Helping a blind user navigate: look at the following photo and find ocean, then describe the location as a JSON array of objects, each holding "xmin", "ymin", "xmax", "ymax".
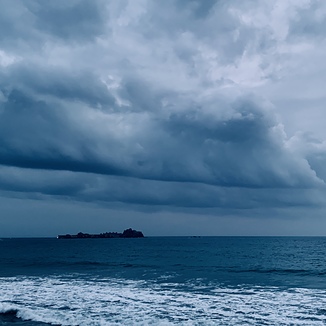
[{"xmin": 0, "ymin": 236, "xmax": 326, "ymax": 325}]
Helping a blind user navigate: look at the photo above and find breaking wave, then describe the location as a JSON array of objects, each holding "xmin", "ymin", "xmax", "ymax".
[{"xmin": 1, "ymin": 276, "xmax": 326, "ymax": 325}]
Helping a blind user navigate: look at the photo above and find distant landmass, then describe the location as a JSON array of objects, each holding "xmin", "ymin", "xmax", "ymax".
[{"xmin": 57, "ymin": 228, "xmax": 144, "ymax": 239}]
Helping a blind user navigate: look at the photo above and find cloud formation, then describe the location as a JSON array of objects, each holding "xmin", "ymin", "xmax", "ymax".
[{"xmin": 0, "ymin": 0, "xmax": 326, "ymax": 213}]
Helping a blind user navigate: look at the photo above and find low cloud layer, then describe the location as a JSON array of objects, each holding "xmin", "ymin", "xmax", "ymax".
[{"xmin": 1, "ymin": 0, "xmax": 326, "ymax": 214}]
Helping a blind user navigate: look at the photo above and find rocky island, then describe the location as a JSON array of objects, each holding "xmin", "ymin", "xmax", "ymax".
[{"xmin": 57, "ymin": 228, "xmax": 144, "ymax": 239}]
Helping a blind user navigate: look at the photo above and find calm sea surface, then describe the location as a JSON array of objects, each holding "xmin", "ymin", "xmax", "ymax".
[{"xmin": 0, "ymin": 237, "xmax": 326, "ymax": 325}]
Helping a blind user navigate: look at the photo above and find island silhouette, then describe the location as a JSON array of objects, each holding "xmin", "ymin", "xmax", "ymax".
[{"xmin": 57, "ymin": 228, "xmax": 144, "ymax": 239}]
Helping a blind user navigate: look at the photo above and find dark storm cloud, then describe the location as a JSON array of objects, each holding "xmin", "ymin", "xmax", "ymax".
[
  {"xmin": 0, "ymin": 88, "xmax": 125, "ymax": 176},
  {"xmin": 3, "ymin": 63, "xmax": 116, "ymax": 107},
  {"xmin": 0, "ymin": 84, "xmax": 322, "ymax": 201},
  {"xmin": 0, "ymin": 0, "xmax": 326, "ymax": 212},
  {"xmin": 0, "ymin": 165, "xmax": 323, "ymax": 210}
]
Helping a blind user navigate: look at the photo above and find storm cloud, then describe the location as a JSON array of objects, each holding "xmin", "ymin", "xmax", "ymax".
[{"xmin": 1, "ymin": 0, "xmax": 326, "ymax": 233}]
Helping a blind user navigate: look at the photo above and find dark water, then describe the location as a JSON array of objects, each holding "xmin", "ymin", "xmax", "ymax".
[{"xmin": 1, "ymin": 237, "xmax": 326, "ymax": 325}]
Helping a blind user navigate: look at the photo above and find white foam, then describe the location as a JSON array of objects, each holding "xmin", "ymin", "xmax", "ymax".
[{"xmin": 0, "ymin": 276, "xmax": 326, "ymax": 325}]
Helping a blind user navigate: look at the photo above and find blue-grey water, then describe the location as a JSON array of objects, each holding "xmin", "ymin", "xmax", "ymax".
[{"xmin": 1, "ymin": 237, "xmax": 326, "ymax": 325}]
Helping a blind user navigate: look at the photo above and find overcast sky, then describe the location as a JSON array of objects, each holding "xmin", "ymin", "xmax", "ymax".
[{"xmin": 1, "ymin": 0, "xmax": 326, "ymax": 237}]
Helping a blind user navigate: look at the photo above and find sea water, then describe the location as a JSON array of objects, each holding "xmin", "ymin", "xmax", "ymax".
[{"xmin": 0, "ymin": 237, "xmax": 326, "ymax": 325}]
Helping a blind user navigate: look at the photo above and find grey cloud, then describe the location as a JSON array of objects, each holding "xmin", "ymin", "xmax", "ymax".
[
  {"xmin": 118, "ymin": 77, "xmax": 165, "ymax": 113},
  {"xmin": 0, "ymin": 89, "xmax": 126, "ymax": 176},
  {"xmin": 288, "ymin": 132, "xmax": 326, "ymax": 184},
  {"xmin": 289, "ymin": 1, "xmax": 326, "ymax": 38},
  {"xmin": 175, "ymin": 0, "xmax": 218, "ymax": 19},
  {"xmin": 144, "ymin": 0, "xmax": 249, "ymax": 67},
  {"xmin": 0, "ymin": 0, "xmax": 106, "ymax": 47},
  {"xmin": 0, "ymin": 165, "xmax": 324, "ymax": 211},
  {"xmin": 0, "ymin": 167, "xmax": 84, "ymax": 197},
  {"xmin": 0, "ymin": 82, "xmax": 322, "ymax": 194},
  {"xmin": 29, "ymin": 0, "xmax": 107, "ymax": 41},
  {"xmin": 3, "ymin": 64, "xmax": 115, "ymax": 108},
  {"xmin": 0, "ymin": 1, "xmax": 37, "ymax": 49},
  {"xmin": 0, "ymin": 0, "xmax": 325, "ymax": 214}
]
